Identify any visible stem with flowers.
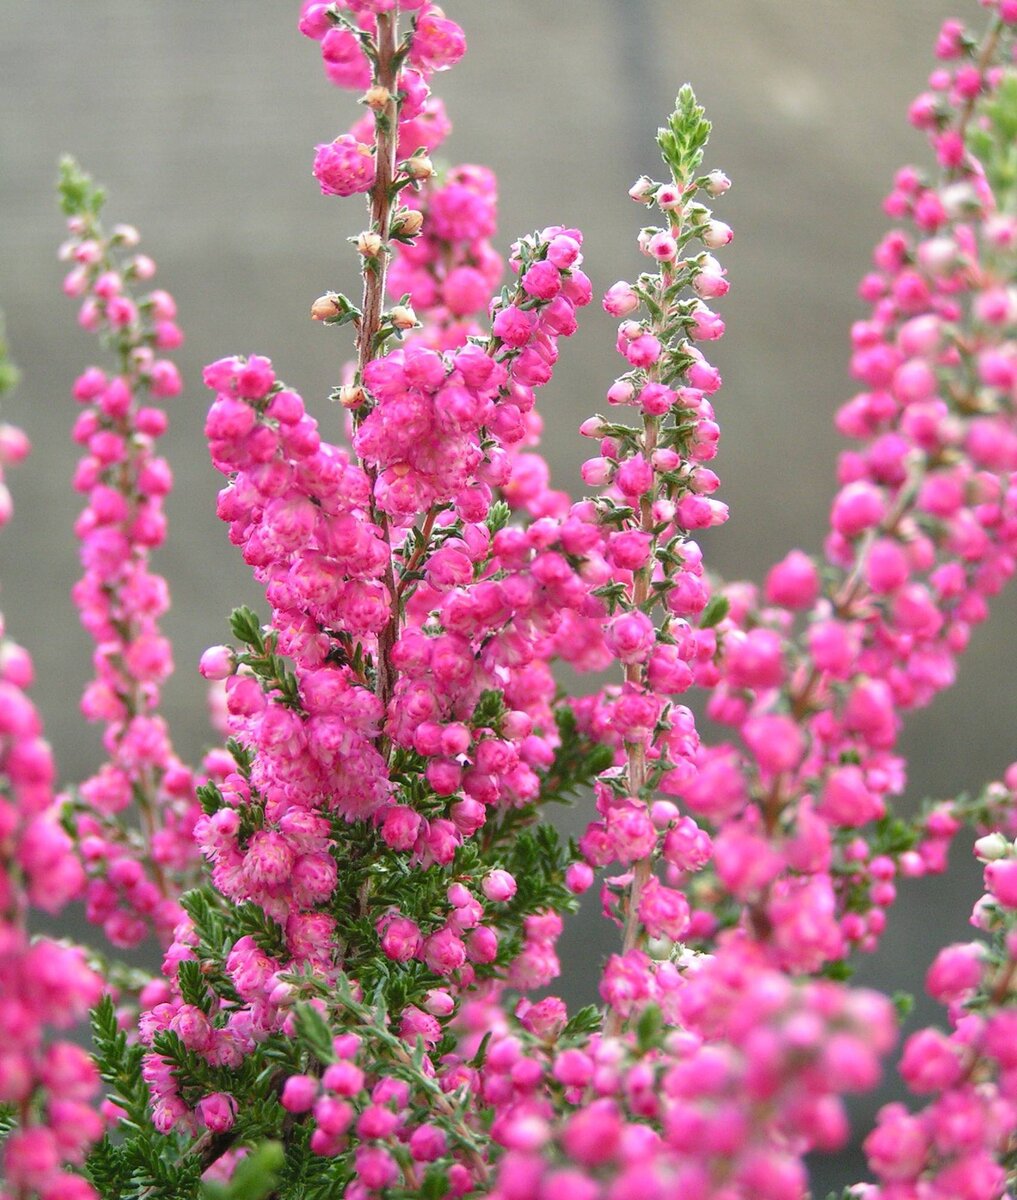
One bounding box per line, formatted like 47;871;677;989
0;3;1015;1199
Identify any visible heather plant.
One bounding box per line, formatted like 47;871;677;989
1;3;1016;1199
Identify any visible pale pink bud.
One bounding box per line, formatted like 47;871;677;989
482;869;517;902
647;231;678;261
602;282;640;316
199;645;235;680
628;175;656;204
702;219;733;248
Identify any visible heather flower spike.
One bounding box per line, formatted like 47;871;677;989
0;2;1008;1198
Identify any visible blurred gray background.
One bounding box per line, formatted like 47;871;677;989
3;2;1014;1192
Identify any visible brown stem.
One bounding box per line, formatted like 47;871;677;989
352;12;402;728
606;288;668;1036
395;505;438;600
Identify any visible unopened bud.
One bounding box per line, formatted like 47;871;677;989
389;304;418;331
404;155;434;181
336;384;366;409
702;219;733;249
357;230;383;257
363;85;391;111
628;175;656;204
974;832;1010;862
656;184;683;211
111;223;141;247
705;169;732;196
391;208;424;238
311;293;341;321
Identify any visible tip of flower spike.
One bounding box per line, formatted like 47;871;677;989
657;85;712;185
57;155;106;219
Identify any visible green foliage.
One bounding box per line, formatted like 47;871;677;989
200;1142;284;1200
969;69;1017;201
561;1004;603;1042
892;990;915;1021
229;606;266;652
177;958;215;1014
58;154;106;217
91;994;151;1131
235;901;289;959
657;84;712;183
227;604;302;709
870;813;919;858
635;1002;664;1053
698;593;730;629
539;706;614;806
0;314;19;398
293;1002;337;1065
485;499;511;534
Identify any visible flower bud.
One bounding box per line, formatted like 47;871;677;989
391;208;424;238
336;384;366;409
974;832;1010;862
356;230;383;257
702;219;733;249
389;304;418;331
310;293;341;321
628;175;656;204
404;155;434;181
656;184;682;211
363;85;391;111
705;169;732;195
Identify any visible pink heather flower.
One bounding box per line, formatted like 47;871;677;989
409;11;467;73
864;538;910;593
313;135;376;197
615;455;653;498
984;857;1017;907
637;876;690;940
379;916;422;963
605;803;657;864
864;1103;930;1182
899;1028;963;1092
423;926;467;975
322;1061;365;1097
831;481;886;538
702;218;733;248
355;1145;399;1191
723;628;785;690
647;231;678;261
741;714;805;775
492;305;536;348
603;281;640;316
482;869;517;902
818;766;885;828
521;260;562;300
565;862;594;893
599;950;651;1016
314;1096;354;1137
925;942;984;1003
197;1092;237;1133
281;1074;318;1113
764;549;820;608
605;610;656;665
623;334;662;368
409;1124;447;1163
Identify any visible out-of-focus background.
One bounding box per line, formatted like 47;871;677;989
3;2;1014;1191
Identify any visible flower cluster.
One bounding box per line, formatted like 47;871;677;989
6;2;1015;1199
57;162;201;951
0;333;104;1200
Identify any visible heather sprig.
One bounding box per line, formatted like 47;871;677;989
0;2;1011;1198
